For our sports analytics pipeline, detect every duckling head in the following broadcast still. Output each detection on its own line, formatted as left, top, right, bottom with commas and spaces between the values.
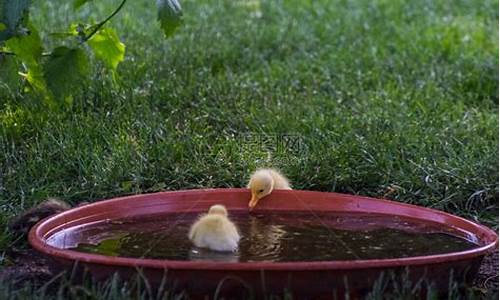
247, 170, 274, 210
208, 204, 228, 216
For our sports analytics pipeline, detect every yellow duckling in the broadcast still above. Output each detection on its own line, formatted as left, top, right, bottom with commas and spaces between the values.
188, 205, 240, 252
247, 168, 292, 210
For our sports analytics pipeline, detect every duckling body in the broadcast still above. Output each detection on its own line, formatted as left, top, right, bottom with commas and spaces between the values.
188, 205, 240, 252
9, 198, 71, 235
247, 168, 291, 210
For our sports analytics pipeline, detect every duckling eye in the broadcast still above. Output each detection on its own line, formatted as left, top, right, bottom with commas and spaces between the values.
258, 189, 264, 193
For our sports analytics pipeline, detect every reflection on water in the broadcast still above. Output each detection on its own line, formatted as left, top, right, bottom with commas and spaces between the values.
244, 217, 287, 261
189, 247, 239, 262
48, 212, 479, 262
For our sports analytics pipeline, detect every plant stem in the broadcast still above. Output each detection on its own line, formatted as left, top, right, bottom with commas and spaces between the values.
1, 50, 51, 56
0, 50, 16, 56
82, 0, 127, 43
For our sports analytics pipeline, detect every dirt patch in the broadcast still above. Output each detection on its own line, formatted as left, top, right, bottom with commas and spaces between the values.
473, 251, 499, 296
0, 248, 53, 287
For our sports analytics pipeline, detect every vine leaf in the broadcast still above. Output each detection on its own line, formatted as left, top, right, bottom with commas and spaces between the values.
88, 27, 125, 71
43, 46, 89, 101
24, 67, 49, 97
4, 24, 49, 96
0, 55, 21, 90
157, 0, 182, 38
49, 23, 81, 39
73, 0, 92, 10
5, 24, 42, 66
0, 0, 31, 41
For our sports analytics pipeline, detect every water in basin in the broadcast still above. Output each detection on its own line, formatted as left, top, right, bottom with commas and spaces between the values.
47, 212, 479, 262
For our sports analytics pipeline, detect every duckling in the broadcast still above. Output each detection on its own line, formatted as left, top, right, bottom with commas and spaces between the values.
188, 205, 240, 252
247, 168, 291, 210
9, 198, 71, 235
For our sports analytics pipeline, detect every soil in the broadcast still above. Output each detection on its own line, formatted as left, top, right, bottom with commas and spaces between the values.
0, 248, 53, 287
473, 251, 499, 297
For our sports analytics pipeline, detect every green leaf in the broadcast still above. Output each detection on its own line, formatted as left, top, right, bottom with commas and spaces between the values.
77, 234, 126, 256
24, 66, 48, 95
157, 0, 183, 38
0, 0, 31, 41
88, 27, 125, 71
43, 46, 89, 101
0, 54, 21, 90
49, 23, 80, 39
73, 0, 92, 10
5, 24, 42, 67
4, 24, 49, 98
0, 23, 6, 31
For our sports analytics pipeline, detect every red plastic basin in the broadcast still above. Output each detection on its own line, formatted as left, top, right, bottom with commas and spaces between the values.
29, 189, 498, 298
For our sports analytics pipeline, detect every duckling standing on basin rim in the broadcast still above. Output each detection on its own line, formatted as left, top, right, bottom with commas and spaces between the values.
188, 205, 240, 252
247, 168, 292, 210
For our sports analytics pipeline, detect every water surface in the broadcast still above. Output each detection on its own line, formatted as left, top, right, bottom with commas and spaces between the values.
47, 212, 479, 262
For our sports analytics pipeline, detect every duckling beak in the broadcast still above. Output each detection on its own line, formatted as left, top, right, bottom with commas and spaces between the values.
249, 194, 259, 211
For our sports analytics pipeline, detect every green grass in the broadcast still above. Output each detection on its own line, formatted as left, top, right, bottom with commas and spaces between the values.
0, 268, 496, 300
0, 0, 498, 298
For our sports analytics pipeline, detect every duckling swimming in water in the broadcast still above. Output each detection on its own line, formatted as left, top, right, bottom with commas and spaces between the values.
188, 205, 240, 252
247, 168, 292, 210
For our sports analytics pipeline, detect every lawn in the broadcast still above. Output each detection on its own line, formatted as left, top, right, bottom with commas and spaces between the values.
0, 0, 498, 298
